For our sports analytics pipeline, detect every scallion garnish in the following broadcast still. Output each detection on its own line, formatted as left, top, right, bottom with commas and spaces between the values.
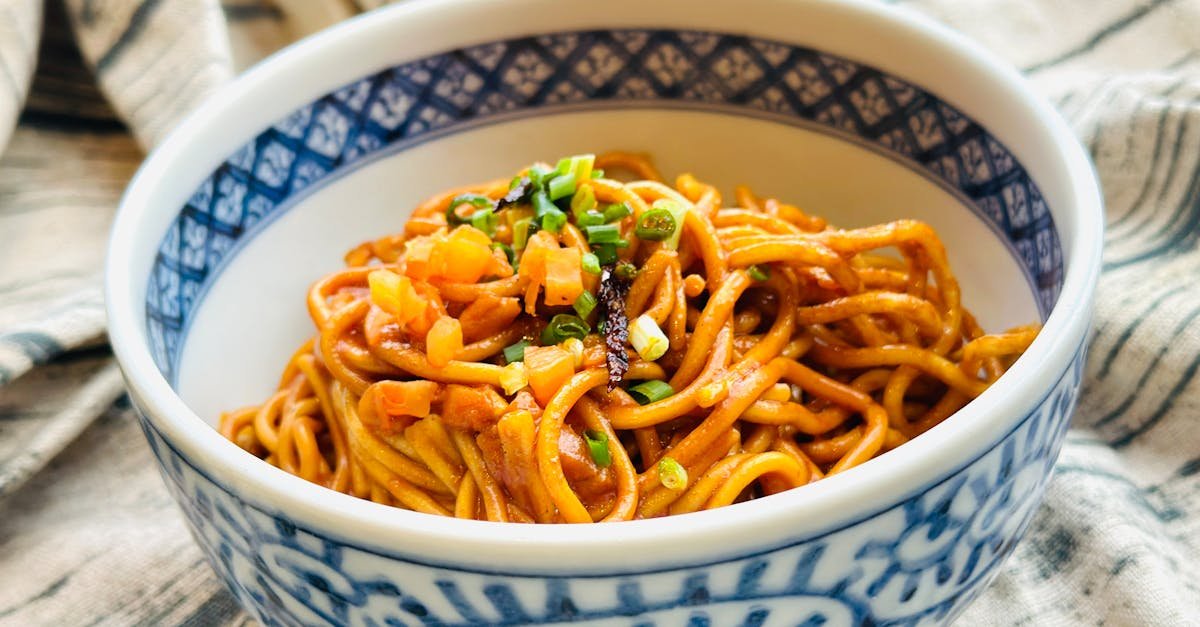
470, 209, 498, 236
547, 171, 577, 201
651, 198, 689, 250
634, 207, 677, 241
593, 244, 619, 265
532, 190, 557, 217
446, 193, 493, 225
528, 164, 553, 188
540, 314, 591, 345
585, 223, 622, 245
573, 291, 597, 319
629, 314, 669, 361
748, 264, 770, 282
512, 217, 534, 251
628, 379, 675, 405
570, 184, 597, 217
591, 168, 605, 179
577, 210, 606, 227
602, 202, 632, 223
503, 339, 531, 364
658, 456, 688, 490
541, 209, 567, 233
583, 429, 612, 467
581, 252, 601, 275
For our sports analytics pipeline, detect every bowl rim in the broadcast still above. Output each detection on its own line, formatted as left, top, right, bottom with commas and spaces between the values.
105, 0, 1103, 572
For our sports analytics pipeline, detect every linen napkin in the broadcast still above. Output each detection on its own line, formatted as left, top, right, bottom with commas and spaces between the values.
0, 0, 1197, 624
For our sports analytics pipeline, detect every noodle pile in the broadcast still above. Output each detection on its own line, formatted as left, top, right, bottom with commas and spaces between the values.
219, 152, 1038, 523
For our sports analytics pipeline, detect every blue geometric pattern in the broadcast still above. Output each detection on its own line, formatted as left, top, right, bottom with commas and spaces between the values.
145, 28, 1063, 381
137, 347, 1084, 626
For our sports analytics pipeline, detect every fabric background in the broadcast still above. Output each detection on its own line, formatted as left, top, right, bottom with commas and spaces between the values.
1, 0, 1197, 625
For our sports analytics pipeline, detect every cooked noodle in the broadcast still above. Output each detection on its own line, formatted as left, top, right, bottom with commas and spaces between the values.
219, 152, 1038, 522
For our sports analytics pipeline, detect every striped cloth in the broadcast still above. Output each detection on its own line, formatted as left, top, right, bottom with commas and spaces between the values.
1, 0, 1197, 624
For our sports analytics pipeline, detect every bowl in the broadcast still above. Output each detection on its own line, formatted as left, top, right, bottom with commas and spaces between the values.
105, 0, 1102, 624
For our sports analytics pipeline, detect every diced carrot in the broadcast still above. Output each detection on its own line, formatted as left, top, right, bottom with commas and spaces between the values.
523, 345, 576, 406
542, 247, 583, 306
441, 384, 508, 430
439, 226, 494, 284
426, 315, 463, 367
459, 294, 521, 342
404, 237, 442, 281
370, 380, 440, 432
505, 389, 543, 418
369, 270, 431, 331
518, 231, 559, 314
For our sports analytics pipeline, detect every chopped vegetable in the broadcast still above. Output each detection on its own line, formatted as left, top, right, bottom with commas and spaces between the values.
591, 168, 605, 179
499, 362, 529, 395
585, 224, 622, 245
540, 314, 590, 345
438, 226, 495, 284
570, 185, 596, 217
634, 207, 678, 241
593, 243, 618, 265
573, 291, 597, 319
576, 210, 606, 227
532, 190, 557, 218
629, 314, 669, 361
491, 242, 516, 266
658, 456, 688, 490
523, 345, 576, 406
446, 193, 493, 225
371, 380, 439, 431
562, 337, 585, 368
582, 429, 612, 468
503, 339, 532, 364
426, 316, 462, 367
598, 266, 630, 390
581, 252, 601, 275
547, 171, 577, 201
555, 154, 595, 182
470, 208, 498, 236
441, 384, 506, 430
603, 202, 632, 223
368, 269, 430, 331
629, 379, 674, 405
542, 247, 584, 306
540, 208, 567, 233
748, 264, 770, 282
512, 217, 534, 251
651, 198, 689, 250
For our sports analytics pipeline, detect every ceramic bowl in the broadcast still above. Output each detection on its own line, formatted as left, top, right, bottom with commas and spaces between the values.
105, 0, 1102, 624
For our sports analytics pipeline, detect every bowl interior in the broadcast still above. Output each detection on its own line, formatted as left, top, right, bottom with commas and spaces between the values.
142, 29, 1061, 421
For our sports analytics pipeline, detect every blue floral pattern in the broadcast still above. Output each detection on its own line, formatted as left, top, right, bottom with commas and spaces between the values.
138, 349, 1084, 626
145, 29, 1063, 382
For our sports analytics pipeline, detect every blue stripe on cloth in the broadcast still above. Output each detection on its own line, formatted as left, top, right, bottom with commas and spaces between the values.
94, 0, 168, 74
1112, 348, 1200, 448
1107, 94, 1179, 229
1023, 0, 1178, 73
1106, 158, 1200, 269
1096, 286, 1185, 379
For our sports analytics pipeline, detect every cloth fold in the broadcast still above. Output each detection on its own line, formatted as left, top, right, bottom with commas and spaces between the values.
0, 1, 1198, 625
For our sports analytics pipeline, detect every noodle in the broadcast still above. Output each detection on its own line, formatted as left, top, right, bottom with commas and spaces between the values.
218, 152, 1037, 523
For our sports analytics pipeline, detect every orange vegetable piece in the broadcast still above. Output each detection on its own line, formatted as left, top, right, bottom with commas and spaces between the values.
370, 380, 439, 432
523, 345, 576, 406
439, 226, 494, 284
404, 237, 442, 281
426, 315, 463, 367
542, 247, 583, 306
441, 384, 507, 430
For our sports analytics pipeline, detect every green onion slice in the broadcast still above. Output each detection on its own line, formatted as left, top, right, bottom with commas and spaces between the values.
593, 244, 619, 265
585, 223, 622, 245
503, 339, 531, 364
747, 264, 770, 282
602, 202, 632, 223
470, 209, 498, 236
658, 456, 688, 490
541, 209, 567, 233
583, 429, 612, 467
446, 193, 493, 225
573, 291, 598, 319
581, 252, 601, 275
540, 314, 591, 345
547, 171, 577, 201
628, 379, 674, 405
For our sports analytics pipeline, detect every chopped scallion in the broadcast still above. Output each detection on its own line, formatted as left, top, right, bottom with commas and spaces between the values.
503, 339, 531, 364
570, 185, 597, 217
658, 456, 688, 490
532, 190, 557, 217
629, 379, 674, 405
491, 242, 515, 266
541, 209, 567, 233
583, 429, 612, 467
593, 244, 618, 265
651, 198, 689, 250
748, 264, 771, 282
591, 168, 605, 179
585, 223, 622, 245
629, 314, 669, 361
573, 291, 597, 319
540, 314, 591, 345
581, 252, 601, 275
446, 193, 493, 225
470, 209, 498, 236
577, 210, 605, 227
512, 217, 534, 251
547, 171, 577, 201
602, 202, 632, 223
615, 262, 638, 281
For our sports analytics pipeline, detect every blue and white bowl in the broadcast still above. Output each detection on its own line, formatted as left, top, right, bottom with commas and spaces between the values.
105, 1, 1102, 624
